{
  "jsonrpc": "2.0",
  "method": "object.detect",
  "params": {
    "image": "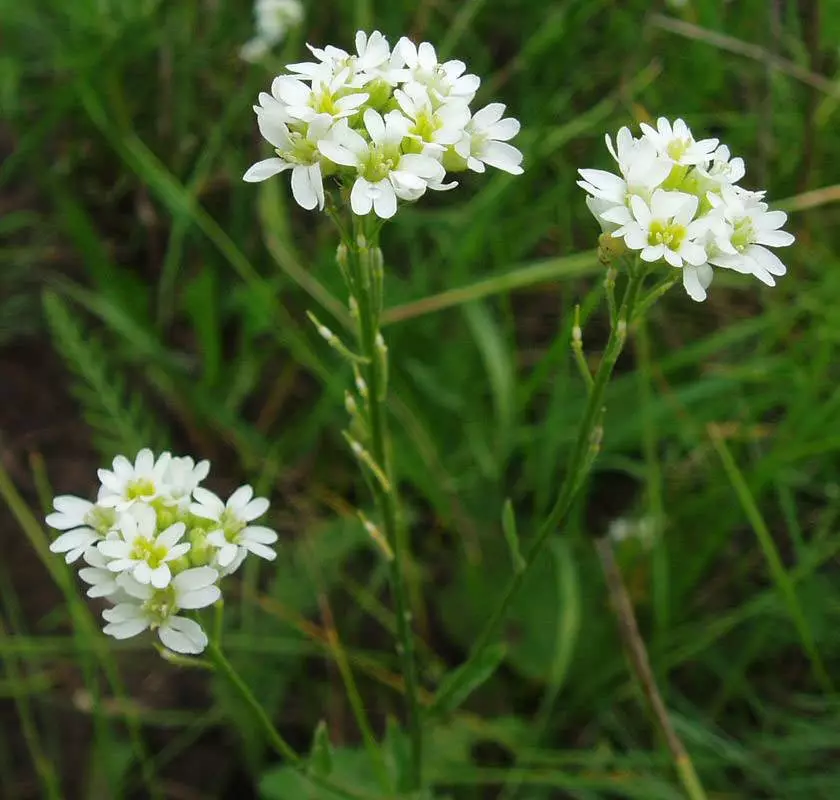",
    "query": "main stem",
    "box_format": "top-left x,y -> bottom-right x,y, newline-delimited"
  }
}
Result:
434,264 -> 646,712
347,215 -> 423,788
594,537 -> 708,800
206,642 -> 370,800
